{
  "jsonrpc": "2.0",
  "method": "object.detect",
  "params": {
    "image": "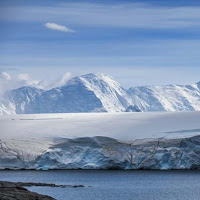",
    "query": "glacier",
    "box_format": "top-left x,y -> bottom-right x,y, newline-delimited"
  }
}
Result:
1,112 -> 200,170
1,73 -> 200,114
